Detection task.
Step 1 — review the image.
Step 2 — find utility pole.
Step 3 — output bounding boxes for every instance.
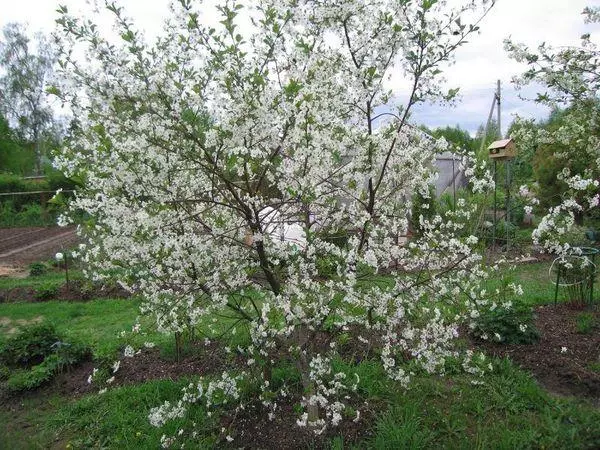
[479,80,502,155]
[496,79,501,140]
[481,80,502,252]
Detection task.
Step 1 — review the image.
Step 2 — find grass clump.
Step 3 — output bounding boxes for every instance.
[0,322,61,367]
[576,312,597,334]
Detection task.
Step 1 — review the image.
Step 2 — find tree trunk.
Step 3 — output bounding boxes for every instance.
[175,331,182,363]
[293,325,319,424]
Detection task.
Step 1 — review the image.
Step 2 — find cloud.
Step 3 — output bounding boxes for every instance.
[394,0,598,135]
[1,0,597,136]
[410,84,551,136]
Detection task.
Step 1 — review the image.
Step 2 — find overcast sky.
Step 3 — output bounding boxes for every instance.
[3,0,600,135]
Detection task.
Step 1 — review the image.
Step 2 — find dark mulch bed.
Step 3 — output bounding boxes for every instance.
[477,303,600,405]
[113,341,232,387]
[0,279,131,303]
[227,397,377,450]
[0,341,232,411]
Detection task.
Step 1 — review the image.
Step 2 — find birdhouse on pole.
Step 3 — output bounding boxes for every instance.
[488,138,516,160]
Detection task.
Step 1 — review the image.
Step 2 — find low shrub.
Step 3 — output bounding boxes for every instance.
[0,200,58,227]
[6,362,55,391]
[28,262,48,277]
[0,322,90,392]
[471,303,540,344]
[0,323,61,367]
[34,282,59,301]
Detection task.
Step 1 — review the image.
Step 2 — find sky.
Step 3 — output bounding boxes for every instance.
[2,0,600,136]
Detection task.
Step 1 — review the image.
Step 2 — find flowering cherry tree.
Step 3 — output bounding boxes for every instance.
[506,6,600,256]
[53,0,502,440]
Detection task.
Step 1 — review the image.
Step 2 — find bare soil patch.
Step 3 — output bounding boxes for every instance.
[227,397,377,449]
[477,304,600,405]
[0,315,44,335]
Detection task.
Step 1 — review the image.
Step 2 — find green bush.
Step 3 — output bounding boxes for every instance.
[28,262,47,277]
[321,230,350,249]
[46,169,79,192]
[481,219,518,249]
[52,340,90,369]
[6,345,89,392]
[471,304,539,345]
[1,323,91,392]
[0,173,45,193]
[0,170,77,228]
[6,362,55,391]
[0,323,61,367]
[0,200,58,227]
[411,185,437,236]
[34,282,59,301]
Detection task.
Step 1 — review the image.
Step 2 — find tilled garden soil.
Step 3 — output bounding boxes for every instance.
[478,304,600,406]
[0,226,78,266]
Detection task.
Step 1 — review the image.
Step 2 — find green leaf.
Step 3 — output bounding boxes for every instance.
[284,79,303,98]
[422,0,438,11]
[121,30,135,43]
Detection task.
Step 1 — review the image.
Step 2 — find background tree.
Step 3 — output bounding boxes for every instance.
[474,118,501,158]
[0,113,34,174]
[0,23,57,175]
[424,124,476,153]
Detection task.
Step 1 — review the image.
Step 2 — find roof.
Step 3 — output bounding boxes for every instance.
[488,138,513,150]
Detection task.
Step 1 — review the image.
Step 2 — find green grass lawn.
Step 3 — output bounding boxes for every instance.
[1,357,599,449]
[0,261,599,449]
[0,298,163,358]
[0,270,79,290]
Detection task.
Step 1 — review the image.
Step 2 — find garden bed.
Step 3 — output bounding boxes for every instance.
[477,304,600,405]
[0,279,130,303]
[0,226,78,266]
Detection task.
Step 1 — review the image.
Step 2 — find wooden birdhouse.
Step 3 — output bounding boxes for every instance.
[488,138,516,160]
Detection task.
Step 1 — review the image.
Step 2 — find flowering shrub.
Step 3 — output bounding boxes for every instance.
[51,0,520,443]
